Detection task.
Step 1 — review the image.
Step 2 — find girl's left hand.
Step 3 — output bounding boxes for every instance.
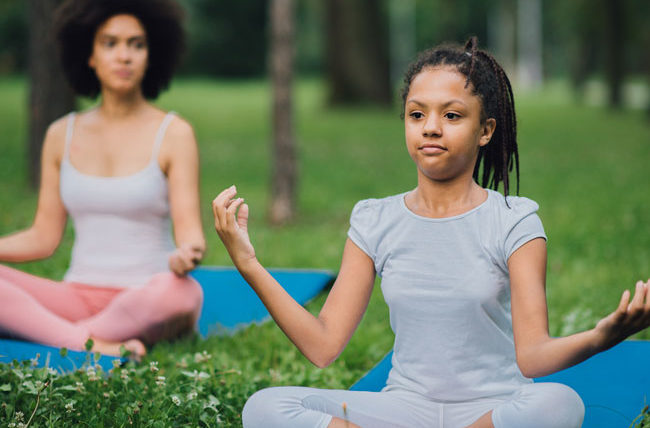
[594,279,650,350]
[169,243,204,276]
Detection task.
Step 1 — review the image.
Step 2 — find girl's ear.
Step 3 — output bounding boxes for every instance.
[479,118,496,147]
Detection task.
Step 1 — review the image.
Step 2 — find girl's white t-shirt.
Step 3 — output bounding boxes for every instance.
[348,189,546,401]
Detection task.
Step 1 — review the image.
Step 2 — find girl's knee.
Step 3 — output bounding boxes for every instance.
[242,388,284,428]
[493,383,584,428]
[544,383,584,428]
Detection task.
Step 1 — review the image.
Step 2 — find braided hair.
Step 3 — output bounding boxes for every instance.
[400,37,519,197]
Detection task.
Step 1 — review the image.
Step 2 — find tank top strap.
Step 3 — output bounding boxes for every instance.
[150,111,176,163]
[63,112,76,162]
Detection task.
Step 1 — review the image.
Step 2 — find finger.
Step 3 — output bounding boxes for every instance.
[643,281,650,314]
[628,281,645,313]
[212,186,237,210]
[237,203,249,230]
[212,186,237,226]
[190,248,204,266]
[616,289,631,319]
[226,198,245,227]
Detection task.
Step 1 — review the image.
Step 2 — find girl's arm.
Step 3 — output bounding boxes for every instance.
[509,238,650,378]
[162,117,205,275]
[213,186,376,368]
[0,120,68,262]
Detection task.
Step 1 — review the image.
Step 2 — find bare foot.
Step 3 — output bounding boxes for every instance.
[90,337,146,359]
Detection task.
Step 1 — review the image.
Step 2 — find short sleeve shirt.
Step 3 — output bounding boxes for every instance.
[348,189,546,401]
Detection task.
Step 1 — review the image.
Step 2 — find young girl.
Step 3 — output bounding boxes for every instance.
[213,38,650,428]
[0,0,204,357]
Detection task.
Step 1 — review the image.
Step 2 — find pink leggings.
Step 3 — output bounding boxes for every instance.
[0,264,203,351]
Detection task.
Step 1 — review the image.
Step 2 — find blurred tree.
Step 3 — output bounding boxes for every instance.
[28,0,75,188]
[517,0,543,89]
[181,0,268,77]
[269,0,296,224]
[488,0,516,77]
[603,0,624,108]
[325,0,391,106]
[0,0,27,74]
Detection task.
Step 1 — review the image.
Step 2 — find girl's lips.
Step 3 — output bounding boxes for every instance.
[419,144,447,154]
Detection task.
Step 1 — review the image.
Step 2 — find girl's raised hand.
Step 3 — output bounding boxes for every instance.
[594,279,650,350]
[212,186,256,268]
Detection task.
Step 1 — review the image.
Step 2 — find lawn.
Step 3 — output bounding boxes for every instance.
[0,76,649,426]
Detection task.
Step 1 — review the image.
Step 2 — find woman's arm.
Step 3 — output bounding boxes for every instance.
[509,238,650,378]
[160,117,205,275]
[0,120,68,262]
[213,186,376,368]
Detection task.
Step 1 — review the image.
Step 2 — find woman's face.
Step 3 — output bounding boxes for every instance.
[88,14,148,96]
[404,66,495,183]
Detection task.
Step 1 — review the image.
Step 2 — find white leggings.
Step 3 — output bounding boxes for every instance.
[242,383,584,428]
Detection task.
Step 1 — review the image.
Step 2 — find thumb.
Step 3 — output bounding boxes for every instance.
[238,203,249,231]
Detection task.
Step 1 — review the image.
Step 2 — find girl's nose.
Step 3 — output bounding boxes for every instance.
[423,116,442,137]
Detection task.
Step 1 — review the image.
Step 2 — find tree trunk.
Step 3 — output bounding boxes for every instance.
[325,0,391,106]
[488,0,516,78]
[516,0,543,89]
[269,0,297,225]
[28,0,75,188]
[388,0,416,86]
[603,0,624,108]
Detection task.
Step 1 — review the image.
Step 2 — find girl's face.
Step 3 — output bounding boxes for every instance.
[404,67,495,184]
[88,14,148,96]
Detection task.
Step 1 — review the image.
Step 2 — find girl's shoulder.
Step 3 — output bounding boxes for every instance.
[351,192,406,218]
[484,189,544,239]
[487,189,541,215]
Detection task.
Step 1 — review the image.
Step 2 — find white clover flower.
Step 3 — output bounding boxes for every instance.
[14,411,24,421]
[186,391,198,401]
[120,369,129,381]
[182,369,210,381]
[86,367,99,381]
[149,361,159,372]
[171,395,181,406]
[193,350,212,363]
[65,402,75,414]
[156,376,166,387]
[47,368,58,376]
[112,359,122,369]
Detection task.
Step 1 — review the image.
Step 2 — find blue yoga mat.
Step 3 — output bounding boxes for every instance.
[0,266,334,372]
[350,341,650,428]
[190,266,334,336]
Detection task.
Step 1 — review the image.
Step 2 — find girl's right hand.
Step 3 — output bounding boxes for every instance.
[212,186,256,268]
[593,279,650,351]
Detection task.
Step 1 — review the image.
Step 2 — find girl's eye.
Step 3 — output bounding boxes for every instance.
[102,40,116,47]
[409,112,424,119]
[444,112,461,120]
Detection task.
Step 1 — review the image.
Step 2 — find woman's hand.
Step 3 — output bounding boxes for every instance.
[594,279,650,351]
[168,243,204,276]
[212,186,256,268]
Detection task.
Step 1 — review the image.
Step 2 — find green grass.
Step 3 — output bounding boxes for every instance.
[0,76,649,426]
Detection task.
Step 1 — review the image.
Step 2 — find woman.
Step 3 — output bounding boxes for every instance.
[0,0,204,357]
